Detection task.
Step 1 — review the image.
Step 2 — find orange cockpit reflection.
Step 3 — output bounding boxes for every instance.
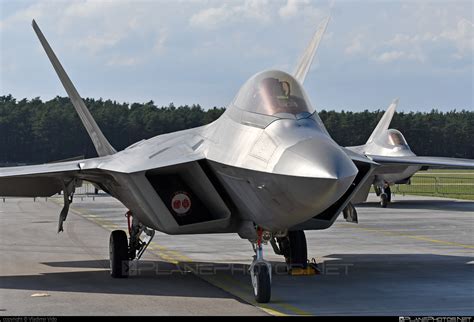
[258,77,308,115]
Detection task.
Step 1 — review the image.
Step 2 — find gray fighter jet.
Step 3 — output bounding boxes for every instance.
[1,19,473,304]
[348,99,474,207]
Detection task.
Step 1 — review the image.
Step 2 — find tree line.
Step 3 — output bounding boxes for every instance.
[0,95,472,165]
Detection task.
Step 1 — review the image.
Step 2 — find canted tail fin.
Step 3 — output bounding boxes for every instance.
[32,20,116,156]
[366,98,399,144]
[293,16,330,84]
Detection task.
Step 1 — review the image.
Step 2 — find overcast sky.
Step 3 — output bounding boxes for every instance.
[1,0,472,112]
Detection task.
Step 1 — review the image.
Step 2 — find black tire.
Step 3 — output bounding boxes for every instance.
[110,230,129,278]
[253,263,271,303]
[288,230,308,269]
[386,186,392,203]
[380,193,388,208]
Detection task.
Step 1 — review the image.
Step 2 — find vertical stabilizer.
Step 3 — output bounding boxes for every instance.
[293,16,330,84]
[366,98,399,144]
[32,20,116,156]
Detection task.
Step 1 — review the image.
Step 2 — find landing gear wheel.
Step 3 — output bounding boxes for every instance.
[252,262,271,303]
[380,193,388,208]
[109,230,129,278]
[386,186,392,203]
[288,230,308,268]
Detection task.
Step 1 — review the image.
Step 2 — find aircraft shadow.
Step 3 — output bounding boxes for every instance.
[0,259,241,300]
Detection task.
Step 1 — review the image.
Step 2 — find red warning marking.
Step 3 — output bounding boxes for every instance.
[171,192,191,215]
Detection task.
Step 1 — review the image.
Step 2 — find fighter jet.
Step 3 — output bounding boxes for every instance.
[348,99,474,207]
[0,18,473,304]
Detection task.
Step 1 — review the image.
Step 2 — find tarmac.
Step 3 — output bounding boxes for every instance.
[0,193,473,316]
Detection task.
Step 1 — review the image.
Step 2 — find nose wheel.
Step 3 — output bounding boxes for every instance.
[250,227,272,303]
[251,262,271,303]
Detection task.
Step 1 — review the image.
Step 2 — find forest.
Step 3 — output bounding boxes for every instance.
[0,94,473,165]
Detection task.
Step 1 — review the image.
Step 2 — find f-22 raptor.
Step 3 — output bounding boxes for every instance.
[1,18,473,303]
[348,99,474,208]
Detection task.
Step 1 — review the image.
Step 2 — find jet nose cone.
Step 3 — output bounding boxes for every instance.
[268,136,358,227]
[274,136,358,181]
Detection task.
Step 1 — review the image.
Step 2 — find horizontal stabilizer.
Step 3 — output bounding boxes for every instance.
[32,20,116,157]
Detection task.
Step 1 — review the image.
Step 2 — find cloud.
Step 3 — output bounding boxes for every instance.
[278,0,324,22]
[279,0,309,18]
[0,2,48,31]
[106,55,142,67]
[440,18,473,59]
[373,49,426,63]
[345,33,365,55]
[373,51,405,63]
[189,6,233,29]
[73,32,123,54]
[153,28,168,54]
[189,0,271,29]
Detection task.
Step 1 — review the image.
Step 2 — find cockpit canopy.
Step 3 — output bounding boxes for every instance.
[387,129,408,146]
[232,70,316,118]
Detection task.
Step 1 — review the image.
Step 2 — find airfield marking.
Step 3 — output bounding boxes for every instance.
[56,200,307,316]
[343,224,474,249]
[218,274,312,315]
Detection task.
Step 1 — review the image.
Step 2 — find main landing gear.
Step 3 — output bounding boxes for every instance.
[109,211,155,278]
[272,230,319,275]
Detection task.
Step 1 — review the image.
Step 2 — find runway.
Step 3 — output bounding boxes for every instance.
[1,193,473,316]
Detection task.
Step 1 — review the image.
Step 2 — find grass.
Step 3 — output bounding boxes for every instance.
[393,169,474,201]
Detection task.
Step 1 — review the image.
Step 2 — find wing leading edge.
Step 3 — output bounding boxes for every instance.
[368,155,474,169]
[0,157,109,197]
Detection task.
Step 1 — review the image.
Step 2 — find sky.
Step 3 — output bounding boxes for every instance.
[0,0,472,112]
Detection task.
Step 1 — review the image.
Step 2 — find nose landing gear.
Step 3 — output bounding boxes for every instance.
[375,182,392,208]
[250,227,272,303]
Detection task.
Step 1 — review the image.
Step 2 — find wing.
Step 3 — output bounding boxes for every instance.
[368,155,474,171]
[0,156,111,197]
